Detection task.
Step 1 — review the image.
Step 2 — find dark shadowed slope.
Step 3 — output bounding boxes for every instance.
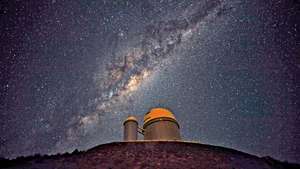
[1,141,299,169]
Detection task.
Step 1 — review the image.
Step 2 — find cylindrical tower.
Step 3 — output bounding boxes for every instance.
[143,108,181,140]
[123,116,138,141]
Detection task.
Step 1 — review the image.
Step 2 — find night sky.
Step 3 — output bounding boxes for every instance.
[1,0,300,163]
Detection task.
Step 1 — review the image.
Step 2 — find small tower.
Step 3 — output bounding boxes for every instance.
[123,116,138,141]
[123,107,181,141]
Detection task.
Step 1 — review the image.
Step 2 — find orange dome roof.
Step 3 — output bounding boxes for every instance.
[143,108,177,126]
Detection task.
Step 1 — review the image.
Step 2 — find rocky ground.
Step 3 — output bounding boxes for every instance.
[1,141,299,169]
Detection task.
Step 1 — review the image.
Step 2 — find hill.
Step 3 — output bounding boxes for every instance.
[1,141,299,169]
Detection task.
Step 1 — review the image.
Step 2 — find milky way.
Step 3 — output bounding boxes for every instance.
[72,0,228,141]
[1,0,299,163]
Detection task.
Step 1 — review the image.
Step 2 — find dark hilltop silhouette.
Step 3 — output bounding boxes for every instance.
[1,141,299,169]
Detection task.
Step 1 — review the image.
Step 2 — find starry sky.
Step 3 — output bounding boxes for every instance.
[1,0,300,163]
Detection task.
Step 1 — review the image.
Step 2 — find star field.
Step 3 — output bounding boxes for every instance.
[1,0,299,163]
